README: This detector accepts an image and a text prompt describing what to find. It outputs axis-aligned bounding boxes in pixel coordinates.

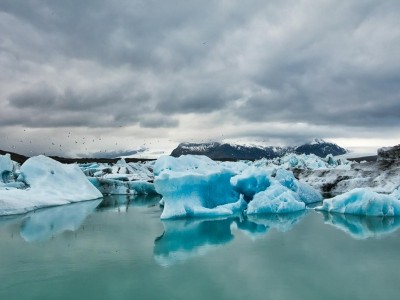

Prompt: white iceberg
[316,188,400,216]
[79,159,155,196]
[0,155,102,216]
[0,154,13,180]
[246,182,305,214]
[88,177,157,196]
[275,169,322,204]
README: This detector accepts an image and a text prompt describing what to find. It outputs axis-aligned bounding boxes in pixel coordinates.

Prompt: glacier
[0,155,102,216]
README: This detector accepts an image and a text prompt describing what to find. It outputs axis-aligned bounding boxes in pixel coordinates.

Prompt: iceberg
[230,167,271,201]
[88,177,158,196]
[316,188,400,216]
[259,153,352,170]
[153,155,323,219]
[0,155,102,216]
[154,155,243,219]
[0,154,14,182]
[80,159,156,196]
[275,169,322,204]
[246,182,305,214]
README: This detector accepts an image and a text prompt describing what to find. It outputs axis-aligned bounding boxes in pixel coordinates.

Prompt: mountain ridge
[170,140,348,160]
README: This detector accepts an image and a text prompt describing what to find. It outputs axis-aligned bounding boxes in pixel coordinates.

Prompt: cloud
[0,0,399,154]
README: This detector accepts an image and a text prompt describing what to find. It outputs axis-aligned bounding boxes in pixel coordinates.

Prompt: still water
[0,195,399,300]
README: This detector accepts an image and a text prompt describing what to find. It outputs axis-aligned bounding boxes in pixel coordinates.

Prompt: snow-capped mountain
[170,140,347,160]
[294,139,348,157]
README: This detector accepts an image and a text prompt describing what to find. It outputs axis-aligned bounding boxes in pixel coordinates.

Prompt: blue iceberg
[154,155,322,219]
[316,188,400,216]
[275,169,322,204]
[154,155,244,219]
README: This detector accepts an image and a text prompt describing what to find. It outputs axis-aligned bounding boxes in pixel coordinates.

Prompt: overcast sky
[1,0,399,156]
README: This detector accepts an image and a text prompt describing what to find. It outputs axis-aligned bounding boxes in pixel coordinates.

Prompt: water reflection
[98,194,162,212]
[320,211,400,239]
[246,210,308,236]
[154,211,308,266]
[154,218,234,266]
[20,199,102,242]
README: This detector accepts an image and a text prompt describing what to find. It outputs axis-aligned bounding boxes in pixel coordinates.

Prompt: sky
[1,0,400,157]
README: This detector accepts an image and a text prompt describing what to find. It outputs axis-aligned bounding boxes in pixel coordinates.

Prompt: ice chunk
[0,154,13,183]
[20,199,101,242]
[230,167,271,201]
[320,212,400,239]
[88,177,158,195]
[258,153,351,170]
[247,182,305,214]
[0,155,102,216]
[154,155,243,219]
[275,169,322,204]
[316,188,400,216]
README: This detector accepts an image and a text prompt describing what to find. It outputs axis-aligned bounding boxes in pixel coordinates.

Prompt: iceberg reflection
[20,199,102,242]
[154,211,308,266]
[98,194,161,212]
[244,210,308,238]
[320,211,400,239]
[154,218,234,266]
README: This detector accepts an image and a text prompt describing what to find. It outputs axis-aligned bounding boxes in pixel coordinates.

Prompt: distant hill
[170,139,348,160]
[0,149,28,164]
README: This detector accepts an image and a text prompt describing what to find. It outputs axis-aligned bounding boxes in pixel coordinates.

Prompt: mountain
[170,139,347,160]
[0,149,28,164]
[294,139,348,157]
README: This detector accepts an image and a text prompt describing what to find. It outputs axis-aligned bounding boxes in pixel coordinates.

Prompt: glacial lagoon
[1,195,400,300]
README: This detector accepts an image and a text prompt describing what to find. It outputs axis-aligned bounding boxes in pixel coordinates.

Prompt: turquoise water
[1,195,400,300]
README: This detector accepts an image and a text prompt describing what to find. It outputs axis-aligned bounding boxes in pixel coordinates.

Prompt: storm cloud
[0,0,399,155]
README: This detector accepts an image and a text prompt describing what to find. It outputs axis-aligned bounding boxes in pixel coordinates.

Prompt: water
[1,195,400,300]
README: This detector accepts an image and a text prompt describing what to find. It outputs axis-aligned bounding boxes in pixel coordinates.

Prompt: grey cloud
[4,83,148,128]
[9,83,56,108]
[0,0,399,150]
[139,115,179,129]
